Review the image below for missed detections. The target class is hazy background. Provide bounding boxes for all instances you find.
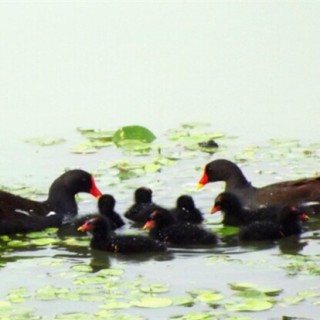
[0,1,319,144]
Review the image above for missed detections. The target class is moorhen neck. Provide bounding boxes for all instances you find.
[171,195,204,224]
[143,208,218,246]
[0,169,102,235]
[78,216,166,253]
[197,158,320,210]
[238,206,309,241]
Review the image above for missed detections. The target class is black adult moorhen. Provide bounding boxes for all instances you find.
[124,187,163,225]
[197,159,320,210]
[0,169,102,234]
[211,192,280,226]
[171,195,204,224]
[143,208,218,246]
[78,216,166,253]
[238,206,309,241]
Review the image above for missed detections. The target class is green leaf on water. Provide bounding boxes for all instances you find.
[8,240,28,247]
[228,282,282,297]
[196,291,224,306]
[170,311,217,320]
[0,301,12,309]
[55,312,96,320]
[62,237,90,247]
[101,300,131,310]
[172,296,195,307]
[35,285,66,300]
[25,137,66,146]
[71,264,93,273]
[116,140,152,153]
[96,268,124,277]
[7,287,29,303]
[113,125,156,145]
[139,283,169,294]
[225,299,273,312]
[280,296,305,305]
[71,141,98,154]
[30,238,59,246]
[130,296,172,308]
[77,128,114,142]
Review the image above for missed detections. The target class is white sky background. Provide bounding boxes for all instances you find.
[0,1,319,141]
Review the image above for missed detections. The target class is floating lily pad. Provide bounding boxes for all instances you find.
[225,299,273,312]
[54,312,96,320]
[229,282,283,297]
[30,238,59,246]
[196,291,224,306]
[8,240,28,247]
[25,137,66,146]
[113,125,156,145]
[172,296,195,307]
[140,283,169,294]
[77,128,114,141]
[170,311,217,320]
[7,287,29,303]
[71,264,93,273]
[101,301,131,310]
[130,296,172,308]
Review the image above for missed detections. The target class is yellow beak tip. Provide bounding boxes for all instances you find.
[196,183,203,190]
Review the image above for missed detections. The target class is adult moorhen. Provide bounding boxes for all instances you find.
[197,159,320,210]
[78,215,166,253]
[0,169,102,234]
[143,208,218,246]
[171,195,204,224]
[238,206,309,241]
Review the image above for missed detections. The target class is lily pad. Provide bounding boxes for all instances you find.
[140,283,169,294]
[130,296,172,308]
[225,299,273,312]
[113,125,156,145]
[229,282,283,297]
[30,238,59,246]
[196,291,224,306]
[25,137,66,146]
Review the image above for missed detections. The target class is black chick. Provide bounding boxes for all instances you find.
[144,208,218,246]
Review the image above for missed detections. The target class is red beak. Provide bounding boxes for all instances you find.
[143,220,155,230]
[210,205,221,214]
[90,176,103,198]
[197,170,209,189]
[77,221,91,232]
[298,213,309,221]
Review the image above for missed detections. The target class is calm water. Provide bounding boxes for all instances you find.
[0,128,320,319]
[1,2,320,319]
